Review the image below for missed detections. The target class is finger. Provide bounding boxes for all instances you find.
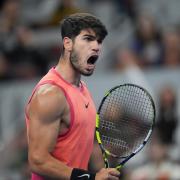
[108,174,120,180]
[107,168,120,177]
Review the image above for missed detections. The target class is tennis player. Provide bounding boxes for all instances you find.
[25,13,120,180]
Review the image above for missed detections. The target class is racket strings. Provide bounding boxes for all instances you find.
[99,118,149,156]
[98,85,155,157]
[101,135,129,152]
[100,119,150,143]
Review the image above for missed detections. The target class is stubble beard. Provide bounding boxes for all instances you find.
[70,50,93,76]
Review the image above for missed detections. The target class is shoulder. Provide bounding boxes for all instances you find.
[28,84,67,120]
[35,84,66,104]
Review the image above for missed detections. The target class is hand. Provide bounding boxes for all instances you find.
[95,168,120,180]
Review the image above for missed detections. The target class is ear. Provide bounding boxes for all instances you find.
[63,37,73,52]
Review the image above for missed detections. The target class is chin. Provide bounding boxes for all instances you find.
[81,70,94,76]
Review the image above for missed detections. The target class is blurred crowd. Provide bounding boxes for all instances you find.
[113,14,180,71]
[0,0,179,179]
[0,0,179,81]
[0,0,81,82]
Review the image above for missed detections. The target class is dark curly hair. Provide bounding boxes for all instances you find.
[60,13,108,42]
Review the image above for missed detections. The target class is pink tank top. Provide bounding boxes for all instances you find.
[25,67,96,180]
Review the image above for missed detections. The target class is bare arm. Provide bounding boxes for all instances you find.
[27,84,120,180]
[89,138,105,173]
[27,84,72,179]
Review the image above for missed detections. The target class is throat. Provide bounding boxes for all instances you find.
[55,64,81,87]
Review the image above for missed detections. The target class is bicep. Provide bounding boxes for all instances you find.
[28,112,59,156]
[27,86,66,156]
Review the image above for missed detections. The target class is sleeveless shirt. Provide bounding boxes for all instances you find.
[25,67,96,180]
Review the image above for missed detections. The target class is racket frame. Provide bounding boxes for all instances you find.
[95,83,156,170]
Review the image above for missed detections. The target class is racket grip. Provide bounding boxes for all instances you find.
[116,165,122,179]
[116,165,122,171]
[102,152,109,168]
[104,158,109,168]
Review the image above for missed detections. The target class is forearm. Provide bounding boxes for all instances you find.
[89,141,105,172]
[29,153,73,179]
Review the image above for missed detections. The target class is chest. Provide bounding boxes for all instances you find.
[60,88,96,135]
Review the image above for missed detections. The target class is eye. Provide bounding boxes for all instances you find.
[84,37,93,41]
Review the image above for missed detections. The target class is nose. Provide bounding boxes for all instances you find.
[92,40,101,53]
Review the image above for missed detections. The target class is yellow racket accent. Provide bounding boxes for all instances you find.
[96,131,101,144]
[96,114,100,128]
[116,165,122,171]
[104,91,110,97]
[105,149,111,156]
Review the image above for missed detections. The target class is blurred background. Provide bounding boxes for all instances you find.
[0,0,180,179]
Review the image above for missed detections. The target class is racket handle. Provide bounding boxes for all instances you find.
[104,157,109,168]
[116,165,122,171]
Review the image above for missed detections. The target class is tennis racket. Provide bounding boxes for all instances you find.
[96,83,155,171]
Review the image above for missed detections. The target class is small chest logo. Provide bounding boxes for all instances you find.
[85,102,89,108]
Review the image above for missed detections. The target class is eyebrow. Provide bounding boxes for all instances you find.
[83,34,96,39]
[83,34,102,43]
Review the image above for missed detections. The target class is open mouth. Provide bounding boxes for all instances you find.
[87,55,99,65]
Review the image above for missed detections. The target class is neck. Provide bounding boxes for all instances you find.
[55,55,81,87]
